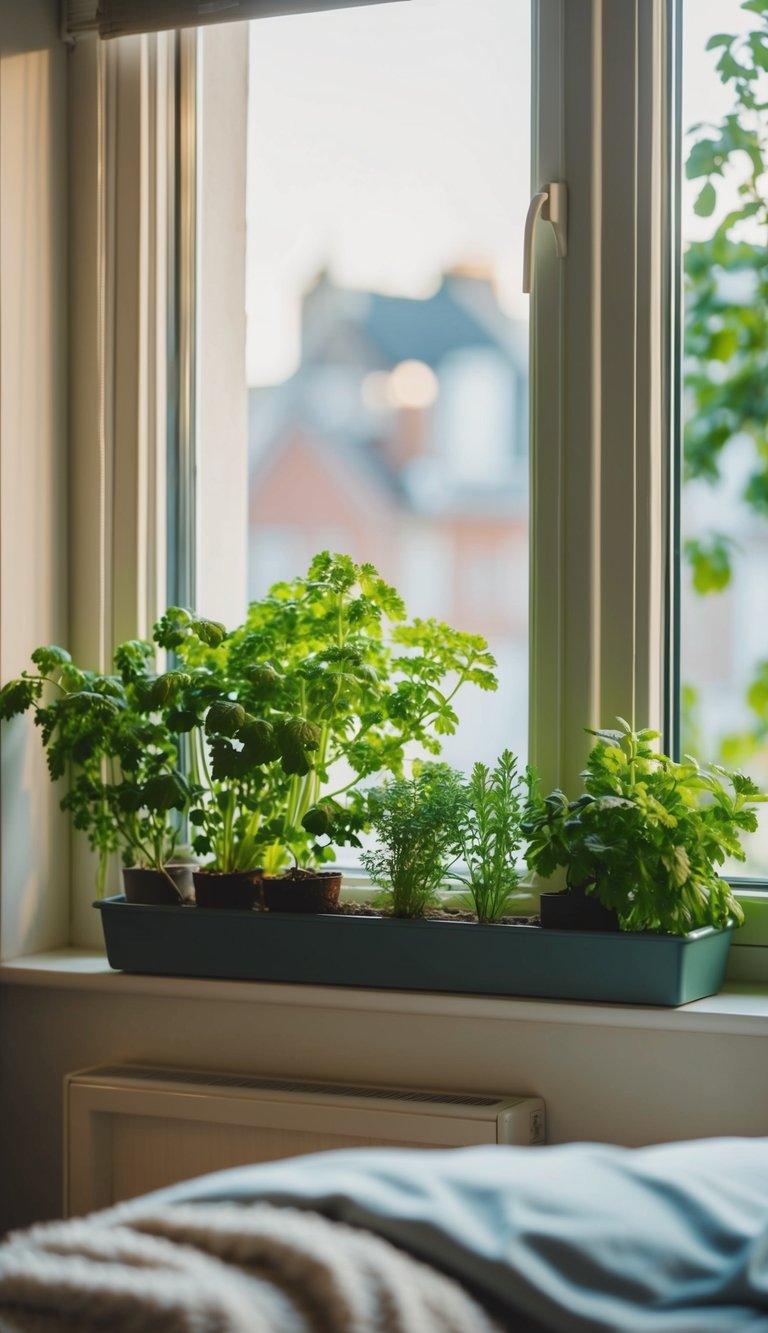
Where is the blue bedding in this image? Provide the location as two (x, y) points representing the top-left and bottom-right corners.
(140, 1137), (768, 1331)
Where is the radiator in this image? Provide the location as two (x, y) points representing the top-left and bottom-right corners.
(64, 1063), (546, 1216)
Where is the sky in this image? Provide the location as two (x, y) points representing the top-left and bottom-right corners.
(244, 0), (757, 386)
(245, 0), (530, 385)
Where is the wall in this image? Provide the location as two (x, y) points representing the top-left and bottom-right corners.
(0, 0), (69, 960)
(2, 978), (768, 1234)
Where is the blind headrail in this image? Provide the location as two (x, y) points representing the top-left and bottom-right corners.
(66, 0), (404, 41)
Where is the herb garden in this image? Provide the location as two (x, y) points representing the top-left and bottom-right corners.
(1, 553), (764, 1004)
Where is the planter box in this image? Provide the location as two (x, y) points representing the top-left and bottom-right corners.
(95, 897), (733, 1006)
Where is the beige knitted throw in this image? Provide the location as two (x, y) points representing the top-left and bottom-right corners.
(0, 1201), (504, 1332)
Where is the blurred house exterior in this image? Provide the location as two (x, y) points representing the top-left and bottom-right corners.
(247, 267), (530, 764)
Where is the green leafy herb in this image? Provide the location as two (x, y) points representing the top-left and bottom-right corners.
(0, 641), (198, 895)
(524, 717), (766, 934)
(175, 551), (498, 873)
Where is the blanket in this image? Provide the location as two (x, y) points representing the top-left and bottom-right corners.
(5, 1137), (768, 1331)
(118, 1138), (768, 1332)
(0, 1199), (503, 1333)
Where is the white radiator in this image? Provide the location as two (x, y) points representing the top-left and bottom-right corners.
(64, 1063), (546, 1216)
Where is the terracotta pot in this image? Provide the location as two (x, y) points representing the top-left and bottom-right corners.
(262, 869), (342, 915)
(122, 863), (196, 906)
(539, 884), (619, 932)
(193, 869), (263, 911)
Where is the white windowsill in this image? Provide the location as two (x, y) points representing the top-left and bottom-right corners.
(3, 948), (768, 1036)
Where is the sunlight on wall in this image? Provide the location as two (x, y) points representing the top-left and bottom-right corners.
(0, 35), (69, 958)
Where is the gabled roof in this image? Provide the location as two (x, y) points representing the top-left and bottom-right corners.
(363, 284), (499, 366)
(302, 270), (520, 371)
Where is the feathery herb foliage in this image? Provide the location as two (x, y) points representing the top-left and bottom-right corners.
(457, 750), (531, 921)
(361, 764), (466, 917)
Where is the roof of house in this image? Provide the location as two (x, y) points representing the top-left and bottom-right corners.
(301, 269), (524, 372)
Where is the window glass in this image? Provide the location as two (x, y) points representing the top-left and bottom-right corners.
(243, 0), (531, 787)
(680, 0), (768, 876)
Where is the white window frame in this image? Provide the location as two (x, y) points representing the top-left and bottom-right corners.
(530, 0), (667, 796)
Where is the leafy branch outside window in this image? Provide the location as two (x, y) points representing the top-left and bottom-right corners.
(683, 0), (768, 767)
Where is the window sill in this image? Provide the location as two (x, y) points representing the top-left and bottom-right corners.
(3, 948), (768, 1036)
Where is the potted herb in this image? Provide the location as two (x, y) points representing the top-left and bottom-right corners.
(361, 764), (467, 918)
(0, 641), (195, 903)
(150, 607), (282, 910)
(361, 752), (533, 924)
(456, 750), (532, 922)
(95, 707), (758, 1001)
(524, 718), (765, 934)
(167, 553), (498, 913)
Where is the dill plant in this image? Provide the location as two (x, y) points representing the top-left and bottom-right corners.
(361, 764), (466, 918)
(457, 749), (531, 921)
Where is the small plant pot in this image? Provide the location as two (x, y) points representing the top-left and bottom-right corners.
(262, 868), (342, 915)
(122, 863), (196, 906)
(539, 885), (619, 932)
(193, 869), (263, 911)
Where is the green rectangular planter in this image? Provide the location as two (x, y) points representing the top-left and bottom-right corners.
(95, 897), (733, 1006)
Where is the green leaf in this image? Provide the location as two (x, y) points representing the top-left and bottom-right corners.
(190, 617), (227, 648)
(30, 645), (71, 676)
(149, 671), (192, 707)
(245, 664), (285, 694)
(30, 645), (72, 677)
(277, 717), (321, 774)
(0, 678), (39, 720)
(114, 640), (153, 683)
(684, 534), (735, 594)
(693, 181), (717, 217)
(686, 138), (723, 180)
(717, 49), (757, 82)
(165, 706), (200, 733)
(205, 700), (246, 737)
(705, 34), (733, 52)
(239, 718), (280, 764)
(207, 737), (245, 781)
(301, 803), (337, 836)
(142, 772), (189, 813)
(117, 784), (144, 813)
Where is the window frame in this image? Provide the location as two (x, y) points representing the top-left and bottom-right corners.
(529, 0), (668, 794)
(37, 0), (768, 950)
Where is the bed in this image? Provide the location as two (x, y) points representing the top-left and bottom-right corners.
(1, 1137), (768, 1331)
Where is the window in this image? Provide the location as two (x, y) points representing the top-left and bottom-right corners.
(194, 0), (668, 782)
(188, 0), (671, 859)
(197, 0), (533, 780)
(50, 0), (768, 946)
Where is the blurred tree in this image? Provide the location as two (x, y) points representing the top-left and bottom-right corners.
(683, 0), (768, 762)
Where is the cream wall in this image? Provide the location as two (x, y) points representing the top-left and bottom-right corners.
(0, 0), (69, 960)
(3, 980), (768, 1233)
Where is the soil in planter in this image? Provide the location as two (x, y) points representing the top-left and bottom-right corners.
(262, 868), (341, 915)
(321, 901), (537, 926)
(193, 870), (263, 911)
(122, 863), (196, 906)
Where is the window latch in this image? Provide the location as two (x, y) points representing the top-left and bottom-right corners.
(522, 182), (568, 293)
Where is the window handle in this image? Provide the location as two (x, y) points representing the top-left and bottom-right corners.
(522, 182), (568, 293)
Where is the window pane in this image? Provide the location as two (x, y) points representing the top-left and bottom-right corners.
(680, 0), (768, 875)
(243, 0), (531, 796)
